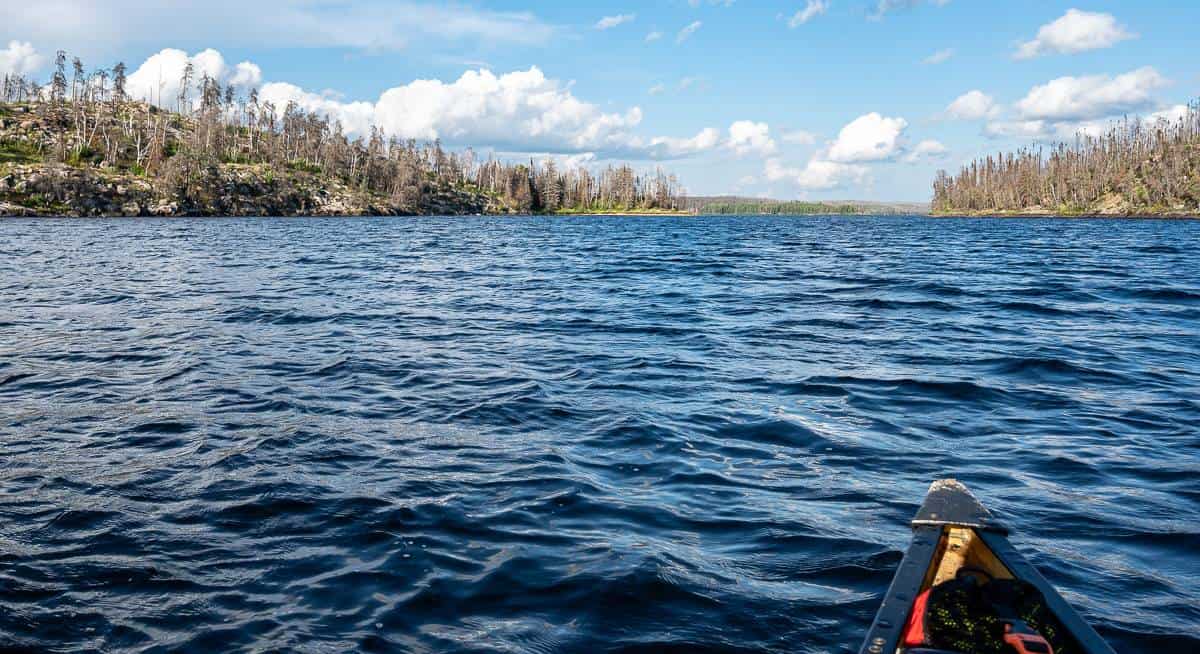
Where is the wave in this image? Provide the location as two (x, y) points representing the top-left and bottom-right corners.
(0, 215), (1196, 652)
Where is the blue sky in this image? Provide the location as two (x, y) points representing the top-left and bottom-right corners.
(2, 0), (1197, 201)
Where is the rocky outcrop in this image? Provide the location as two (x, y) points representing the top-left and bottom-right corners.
(0, 163), (510, 217)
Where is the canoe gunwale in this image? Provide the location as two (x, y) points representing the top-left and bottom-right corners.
(859, 525), (942, 654)
(857, 481), (1116, 654)
(977, 530), (1116, 654)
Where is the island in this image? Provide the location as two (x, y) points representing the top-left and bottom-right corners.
(932, 101), (1200, 218)
(1, 53), (687, 218)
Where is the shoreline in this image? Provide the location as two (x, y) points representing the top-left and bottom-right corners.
(552, 210), (696, 217)
(931, 210), (1200, 220)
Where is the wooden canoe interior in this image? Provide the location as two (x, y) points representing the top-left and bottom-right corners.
(893, 526), (1019, 653)
(861, 480), (1116, 654)
(921, 526), (1014, 592)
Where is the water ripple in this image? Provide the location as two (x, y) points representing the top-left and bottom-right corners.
(0, 215), (1197, 653)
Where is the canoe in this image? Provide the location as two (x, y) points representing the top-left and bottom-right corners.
(859, 480), (1115, 654)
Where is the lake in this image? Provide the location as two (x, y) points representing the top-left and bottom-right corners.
(0, 215), (1197, 653)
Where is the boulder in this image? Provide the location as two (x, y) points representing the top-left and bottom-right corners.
(150, 200), (178, 216)
(0, 201), (34, 216)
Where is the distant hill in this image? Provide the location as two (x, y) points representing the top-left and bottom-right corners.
(687, 196), (930, 216)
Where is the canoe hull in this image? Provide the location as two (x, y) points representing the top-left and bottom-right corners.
(859, 480), (1114, 654)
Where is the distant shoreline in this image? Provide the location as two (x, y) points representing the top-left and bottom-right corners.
(551, 209), (696, 217)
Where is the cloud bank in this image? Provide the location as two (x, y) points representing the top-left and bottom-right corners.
(108, 47), (788, 162)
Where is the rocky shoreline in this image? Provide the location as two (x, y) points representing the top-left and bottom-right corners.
(930, 206), (1200, 219)
(0, 163), (511, 218)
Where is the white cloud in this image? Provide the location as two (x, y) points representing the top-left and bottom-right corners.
(145, 51), (719, 161)
(677, 21), (703, 44)
(2, 1), (558, 53)
(0, 40), (44, 77)
(527, 152), (598, 172)
(595, 14), (636, 30)
(984, 120), (1052, 140)
(727, 121), (777, 157)
(116, 47), (725, 161)
(923, 48), (954, 65)
(229, 62), (262, 89)
(789, 0), (829, 28)
(944, 90), (998, 120)
(1014, 67), (1168, 121)
(981, 68), (1174, 141)
(648, 83), (665, 95)
(1146, 104), (1190, 126)
(366, 68), (645, 153)
(827, 112), (908, 163)
(1015, 9), (1135, 60)
(985, 104), (1192, 142)
(765, 157), (868, 191)
(645, 31), (664, 42)
(259, 82), (376, 135)
(645, 128), (722, 158)
(125, 48), (261, 106)
(903, 139), (948, 163)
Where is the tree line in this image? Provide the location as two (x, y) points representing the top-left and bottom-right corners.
(2, 50), (686, 213)
(688, 198), (907, 215)
(933, 101), (1200, 214)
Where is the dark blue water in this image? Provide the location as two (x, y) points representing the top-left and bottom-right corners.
(0, 215), (1197, 653)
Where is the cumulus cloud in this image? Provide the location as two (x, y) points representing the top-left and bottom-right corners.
(903, 139), (948, 163)
(0, 40), (44, 77)
(123, 48), (722, 161)
(259, 82), (376, 136)
(595, 14), (635, 30)
(645, 128), (723, 159)
(944, 90), (999, 120)
(727, 121), (777, 157)
(827, 112), (908, 163)
(125, 48), (261, 106)
(1013, 67), (1168, 121)
(1015, 9), (1135, 60)
(110, 46), (731, 160)
(1146, 104), (1190, 126)
(765, 157), (868, 191)
(677, 21), (703, 44)
(320, 67), (648, 154)
(645, 31), (664, 43)
(229, 62), (263, 89)
(988, 103), (1194, 142)
(788, 0), (829, 28)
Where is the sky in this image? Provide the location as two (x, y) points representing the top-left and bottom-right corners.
(1, 0), (1197, 201)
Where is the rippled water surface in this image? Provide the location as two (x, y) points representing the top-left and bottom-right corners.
(1, 215), (1197, 653)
